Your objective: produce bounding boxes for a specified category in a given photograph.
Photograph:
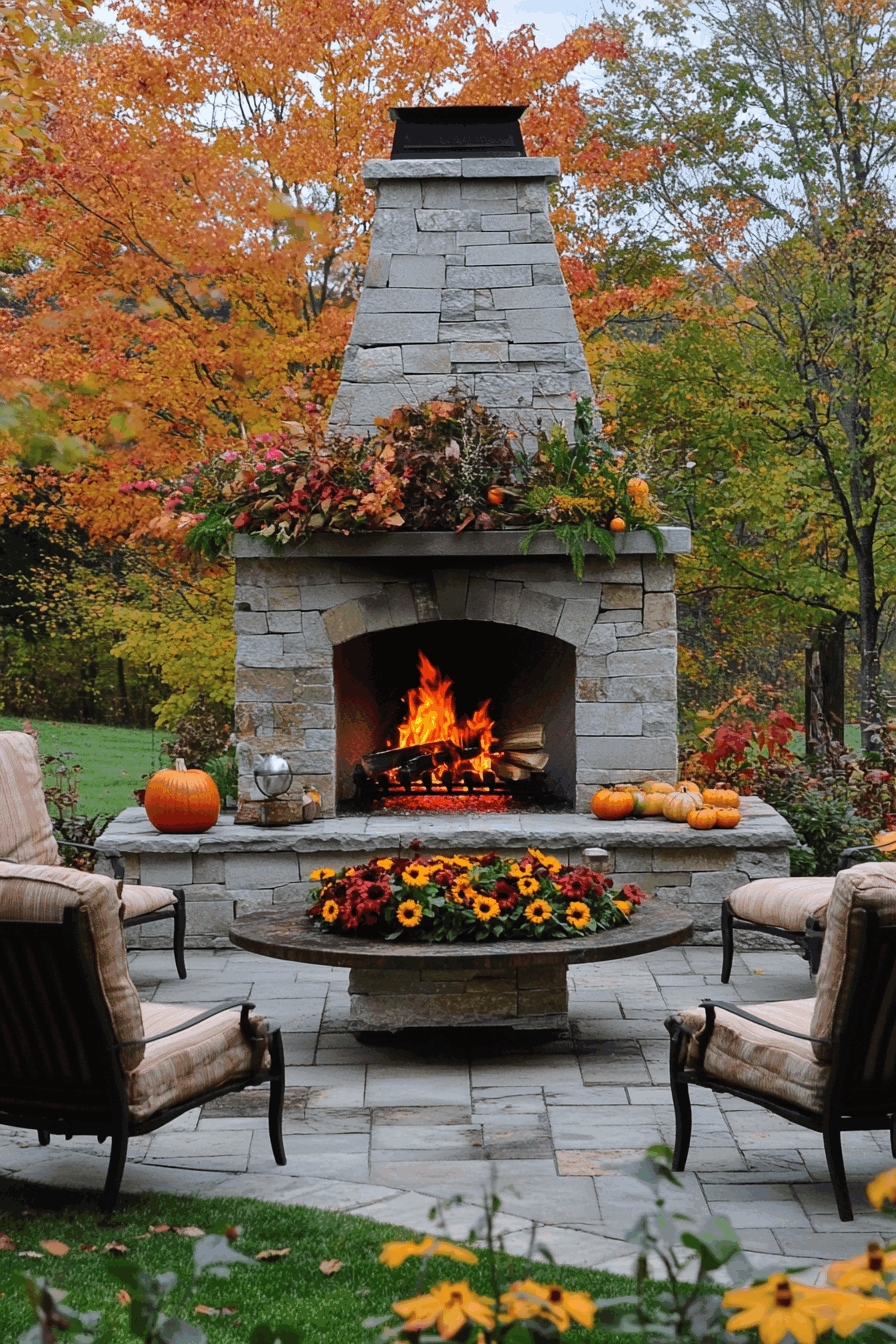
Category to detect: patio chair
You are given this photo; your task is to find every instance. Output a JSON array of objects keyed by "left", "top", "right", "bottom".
[
  {"left": 0, "top": 861, "right": 285, "bottom": 1209},
  {"left": 720, "top": 843, "right": 896, "bottom": 983},
  {"left": 667, "top": 861, "right": 896, "bottom": 1220},
  {"left": 0, "top": 730, "right": 186, "bottom": 978}
]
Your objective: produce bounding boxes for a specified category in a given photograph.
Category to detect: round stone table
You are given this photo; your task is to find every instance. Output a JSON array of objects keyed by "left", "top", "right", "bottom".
[{"left": 229, "top": 899, "right": 694, "bottom": 1034}]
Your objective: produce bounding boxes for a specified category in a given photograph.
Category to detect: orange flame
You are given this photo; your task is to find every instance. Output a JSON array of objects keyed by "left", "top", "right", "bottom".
[{"left": 394, "top": 652, "right": 494, "bottom": 775}]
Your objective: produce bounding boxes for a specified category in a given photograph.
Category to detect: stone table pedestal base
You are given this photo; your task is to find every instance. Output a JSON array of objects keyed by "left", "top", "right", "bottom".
[{"left": 347, "top": 962, "right": 568, "bottom": 1032}]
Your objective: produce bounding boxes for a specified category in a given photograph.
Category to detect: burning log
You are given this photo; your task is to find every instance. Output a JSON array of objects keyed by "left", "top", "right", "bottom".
[
  {"left": 494, "top": 724, "right": 545, "bottom": 752},
  {"left": 358, "top": 740, "right": 480, "bottom": 779}
]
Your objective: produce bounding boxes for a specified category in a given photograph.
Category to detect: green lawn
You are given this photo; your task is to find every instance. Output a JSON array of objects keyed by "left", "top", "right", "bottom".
[
  {"left": 0, "top": 717, "right": 161, "bottom": 819},
  {"left": 0, "top": 1179, "right": 636, "bottom": 1343}
]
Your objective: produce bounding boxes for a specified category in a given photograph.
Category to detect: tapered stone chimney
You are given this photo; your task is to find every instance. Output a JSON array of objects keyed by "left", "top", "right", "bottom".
[{"left": 329, "top": 109, "right": 593, "bottom": 449}]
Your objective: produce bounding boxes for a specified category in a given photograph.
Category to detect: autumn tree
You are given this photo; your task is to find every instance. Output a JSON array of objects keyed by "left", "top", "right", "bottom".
[{"left": 590, "top": 0, "right": 896, "bottom": 747}]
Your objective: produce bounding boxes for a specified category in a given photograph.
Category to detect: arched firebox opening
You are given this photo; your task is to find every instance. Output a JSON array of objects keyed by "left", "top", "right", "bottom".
[{"left": 334, "top": 620, "right": 576, "bottom": 810}]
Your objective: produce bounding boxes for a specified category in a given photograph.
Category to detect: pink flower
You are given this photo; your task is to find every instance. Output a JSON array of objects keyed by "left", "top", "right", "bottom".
[
  {"left": 305, "top": 402, "right": 318, "bottom": 413},
  {"left": 271, "top": 465, "right": 284, "bottom": 474},
  {"left": 221, "top": 450, "right": 240, "bottom": 463},
  {"left": 118, "top": 483, "right": 134, "bottom": 494},
  {"left": 264, "top": 447, "right": 285, "bottom": 463}
]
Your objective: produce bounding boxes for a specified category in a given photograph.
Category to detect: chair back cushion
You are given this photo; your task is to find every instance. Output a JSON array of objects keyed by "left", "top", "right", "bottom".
[
  {"left": 0, "top": 861, "right": 144, "bottom": 1070},
  {"left": 810, "top": 862, "right": 896, "bottom": 1062},
  {"left": 0, "top": 732, "right": 59, "bottom": 866}
]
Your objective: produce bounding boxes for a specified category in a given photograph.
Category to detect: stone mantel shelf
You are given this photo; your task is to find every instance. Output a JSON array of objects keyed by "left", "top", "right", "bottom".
[
  {"left": 232, "top": 525, "right": 691, "bottom": 561},
  {"left": 362, "top": 156, "right": 562, "bottom": 184},
  {"left": 97, "top": 795, "right": 795, "bottom": 857}
]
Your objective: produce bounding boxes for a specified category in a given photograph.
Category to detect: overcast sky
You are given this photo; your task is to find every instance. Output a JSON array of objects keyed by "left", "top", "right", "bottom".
[{"left": 492, "top": 0, "right": 603, "bottom": 44}]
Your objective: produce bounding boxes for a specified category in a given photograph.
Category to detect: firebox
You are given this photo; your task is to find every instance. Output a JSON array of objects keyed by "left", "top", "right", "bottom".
[{"left": 334, "top": 621, "right": 576, "bottom": 811}]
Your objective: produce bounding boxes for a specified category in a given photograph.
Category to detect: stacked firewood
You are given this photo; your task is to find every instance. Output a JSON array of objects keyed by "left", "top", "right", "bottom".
[{"left": 491, "top": 725, "right": 547, "bottom": 781}]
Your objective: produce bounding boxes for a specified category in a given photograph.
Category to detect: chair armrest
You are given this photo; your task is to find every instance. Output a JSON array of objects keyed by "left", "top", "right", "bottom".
[
  {"left": 839, "top": 843, "right": 892, "bottom": 870},
  {"left": 55, "top": 836, "right": 125, "bottom": 881},
  {"left": 700, "top": 998, "right": 829, "bottom": 1045},
  {"left": 116, "top": 999, "right": 260, "bottom": 1048}
]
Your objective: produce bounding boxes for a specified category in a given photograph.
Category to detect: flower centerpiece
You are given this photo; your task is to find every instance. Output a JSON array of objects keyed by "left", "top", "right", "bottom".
[{"left": 306, "top": 847, "right": 647, "bottom": 943}]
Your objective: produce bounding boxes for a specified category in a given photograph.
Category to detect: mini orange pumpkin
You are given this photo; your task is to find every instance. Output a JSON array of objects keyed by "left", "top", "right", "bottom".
[
  {"left": 663, "top": 790, "right": 699, "bottom": 822},
  {"left": 641, "top": 780, "right": 674, "bottom": 794},
  {"left": 688, "top": 806, "right": 718, "bottom": 830},
  {"left": 609, "top": 517, "right": 626, "bottom": 532},
  {"left": 144, "top": 758, "right": 220, "bottom": 834},
  {"left": 714, "top": 808, "right": 742, "bottom": 829},
  {"left": 627, "top": 477, "right": 650, "bottom": 505},
  {"left": 591, "top": 788, "right": 635, "bottom": 820},
  {"left": 486, "top": 486, "right": 505, "bottom": 506},
  {"left": 641, "top": 793, "right": 667, "bottom": 816},
  {"left": 875, "top": 830, "right": 896, "bottom": 853},
  {"left": 703, "top": 787, "right": 740, "bottom": 808},
  {"left": 676, "top": 781, "right": 703, "bottom": 797}
]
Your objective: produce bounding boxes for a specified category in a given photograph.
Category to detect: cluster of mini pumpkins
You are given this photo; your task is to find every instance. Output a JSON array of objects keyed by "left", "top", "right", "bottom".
[{"left": 590, "top": 780, "right": 741, "bottom": 830}]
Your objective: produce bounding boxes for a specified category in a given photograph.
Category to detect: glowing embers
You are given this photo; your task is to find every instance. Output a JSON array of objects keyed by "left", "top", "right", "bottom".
[
  {"left": 380, "top": 793, "right": 513, "bottom": 813},
  {"left": 352, "top": 651, "right": 549, "bottom": 808}
]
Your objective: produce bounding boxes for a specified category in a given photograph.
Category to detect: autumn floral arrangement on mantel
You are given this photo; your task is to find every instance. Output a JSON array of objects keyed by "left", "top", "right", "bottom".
[
  {"left": 306, "top": 847, "right": 647, "bottom": 942},
  {"left": 134, "top": 396, "right": 664, "bottom": 578}
]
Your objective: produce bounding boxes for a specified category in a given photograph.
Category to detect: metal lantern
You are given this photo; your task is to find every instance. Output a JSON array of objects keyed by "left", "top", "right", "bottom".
[{"left": 254, "top": 753, "right": 293, "bottom": 798}]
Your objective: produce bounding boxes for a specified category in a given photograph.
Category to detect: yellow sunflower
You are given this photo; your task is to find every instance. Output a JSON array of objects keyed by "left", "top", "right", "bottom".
[
  {"left": 452, "top": 856, "right": 474, "bottom": 870},
  {"left": 528, "top": 848, "right": 562, "bottom": 875},
  {"left": 524, "top": 899, "right": 552, "bottom": 925},
  {"left": 402, "top": 863, "right": 432, "bottom": 887},
  {"left": 500, "top": 1280, "right": 594, "bottom": 1332},
  {"left": 472, "top": 894, "right": 500, "bottom": 922},
  {"left": 508, "top": 862, "right": 528, "bottom": 879},
  {"left": 392, "top": 1281, "right": 495, "bottom": 1340},
  {"left": 613, "top": 899, "right": 633, "bottom": 916},
  {"left": 565, "top": 901, "right": 590, "bottom": 930},
  {"left": 396, "top": 900, "right": 423, "bottom": 928},
  {"left": 310, "top": 867, "right": 336, "bottom": 882},
  {"left": 518, "top": 876, "right": 540, "bottom": 897},
  {"left": 321, "top": 899, "right": 340, "bottom": 924},
  {"left": 376, "top": 857, "right": 394, "bottom": 871}
]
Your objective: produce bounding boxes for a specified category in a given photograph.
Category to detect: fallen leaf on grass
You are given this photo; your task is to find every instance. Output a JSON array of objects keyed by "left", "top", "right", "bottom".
[
  {"left": 0, "top": 1234, "right": 16, "bottom": 1252},
  {"left": 320, "top": 1259, "right": 343, "bottom": 1275},
  {"left": 117, "top": 1290, "right": 132, "bottom": 1306},
  {"left": 149, "top": 1224, "right": 170, "bottom": 1233},
  {"left": 194, "top": 1305, "right": 219, "bottom": 1316},
  {"left": 174, "top": 1226, "right": 205, "bottom": 1237},
  {"left": 224, "top": 1225, "right": 240, "bottom": 1242},
  {"left": 134, "top": 1233, "right": 151, "bottom": 1240},
  {"left": 80, "top": 1244, "right": 96, "bottom": 1253},
  {"left": 255, "top": 1247, "right": 290, "bottom": 1261},
  {"left": 105, "top": 1242, "right": 128, "bottom": 1255},
  {"left": 40, "top": 1240, "right": 69, "bottom": 1257},
  {"left": 19, "top": 1251, "right": 42, "bottom": 1259}
]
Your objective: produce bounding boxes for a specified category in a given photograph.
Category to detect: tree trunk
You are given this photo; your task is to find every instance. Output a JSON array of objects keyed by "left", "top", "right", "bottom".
[
  {"left": 804, "top": 618, "right": 846, "bottom": 759},
  {"left": 856, "top": 540, "right": 882, "bottom": 754}
]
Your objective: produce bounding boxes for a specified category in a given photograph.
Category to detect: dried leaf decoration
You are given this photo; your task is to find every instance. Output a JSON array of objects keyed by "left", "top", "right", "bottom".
[
  {"left": 255, "top": 1247, "right": 291, "bottom": 1261},
  {"left": 174, "top": 1225, "right": 205, "bottom": 1237},
  {"left": 149, "top": 1223, "right": 171, "bottom": 1233},
  {"left": 320, "top": 1258, "right": 343, "bottom": 1275},
  {"left": 0, "top": 1234, "right": 15, "bottom": 1252},
  {"left": 39, "top": 1240, "right": 69, "bottom": 1256}
]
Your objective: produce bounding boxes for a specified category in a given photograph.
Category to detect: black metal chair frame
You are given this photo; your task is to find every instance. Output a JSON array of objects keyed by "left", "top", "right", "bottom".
[
  {"left": 720, "top": 842, "right": 892, "bottom": 985},
  {"left": 0, "top": 907, "right": 285, "bottom": 1210},
  {"left": 670, "top": 907, "right": 896, "bottom": 1221},
  {"left": 59, "top": 838, "right": 187, "bottom": 980}
]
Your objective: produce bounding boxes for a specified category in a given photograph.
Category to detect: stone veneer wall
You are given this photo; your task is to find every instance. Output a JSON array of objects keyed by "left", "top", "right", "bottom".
[
  {"left": 328, "top": 156, "right": 592, "bottom": 446},
  {"left": 232, "top": 529, "right": 690, "bottom": 817}
]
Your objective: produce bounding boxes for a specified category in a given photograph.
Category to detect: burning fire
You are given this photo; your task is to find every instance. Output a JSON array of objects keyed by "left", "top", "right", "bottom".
[{"left": 394, "top": 652, "right": 495, "bottom": 776}]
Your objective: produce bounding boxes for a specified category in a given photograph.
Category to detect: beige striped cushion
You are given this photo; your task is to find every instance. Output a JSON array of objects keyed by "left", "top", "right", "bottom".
[
  {"left": 120, "top": 885, "right": 177, "bottom": 920},
  {"left": 811, "top": 862, "right": 896, "bottom": 1062},
  {"left": 677, "top": 997, "right": 825, "bottom": 1112},
  {"left": 127, "top": 1001, "right": 270, "bottom": 1123},
  {"left": 0, "top": 862, "right": 145, "bottom": 1070},
  {"left": 728, "top": 877, "right": 835, "bottom": 931},
  {"left": 0, "top": 732, "right": 58, "bottom": 866}
]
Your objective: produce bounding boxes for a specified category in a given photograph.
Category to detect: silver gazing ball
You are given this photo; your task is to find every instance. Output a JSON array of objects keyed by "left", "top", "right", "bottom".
[{"left": 254, "top": 753, "right": 293, "bottom": 798}]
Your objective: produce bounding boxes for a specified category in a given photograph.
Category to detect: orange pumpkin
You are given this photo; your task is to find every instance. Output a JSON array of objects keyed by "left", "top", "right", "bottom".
[
  {"left": 663, "top": 790, "right": 699, "bottom": 822},
  {"left": 609, "top": 517, "right": 626, "bottom": 532},
  {"left": 688, "top": 806, "right": 718, "bottom": 830},
  {"left": 703, "top": 787, "right": 740, "bottom": 808},
  {"left": 627, "top": 477, "right": 650, "bottom": 505},
  {"left": 144, "top": 758, "right": 220, "bottom": 834},
  {"left": 676, "top": 781, "right": 703, "bottom": 798},
  {"left": 715, "top": 808, "right": 742, "bottom": 829},
  {"left": 591, "top": 788, "right": 635, "bottom": 820},
  {"left": 641, "top": 780, "right": 674, "bottom": 795},
  {"left": 641, "top": 793, "right": 667, "bottom": 816},
  {"left": 875, "top": 830, "right": 896, "bottom": 853}
]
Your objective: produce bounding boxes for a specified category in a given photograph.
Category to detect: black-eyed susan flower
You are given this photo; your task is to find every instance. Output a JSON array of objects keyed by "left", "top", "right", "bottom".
[
  {"left": 396, "top": 899, "right": 423, "bottom": 928},
  {"left": 310, "top": 867, "right": 335, "bottom": 881},
  {"left": 500, "top": 1280, "right": 595, "bottom": 1332},
  {"left": 402, "top": 863, "right": 431, "bottom": 887},
  {"left": 379, "top": 1237, "right": 477, "bottom": 1269},
  {"left": 376, "top": 857, "right": 394, "bottom": 870},
  {"left": 392, "top": 1281, "right": 495, "bottom": 1340},
  {"left": 565, "top": 901, "right": 590, "bottom": 930},
  {"left": 518, "top": 876, "right": 540, "bottom": 897},
  {"left": 321, "top": 899, "right": 340, "bottom": 923},
  {"left": 828, "top": 1242, "right": 896, "bottom": 1292},
  {"left": 472, "top": 894, "right": 500, "bottom": 922},
  {"left": 508, "top": 862, "right": 528, "bottom": 879},
  {"left": 868, "top": 1169, "right": 896, "bottom": 1208},
  {"left": 722, "top": 1274, "right": 885, "bottom": 1344},
  {"left": 613, "top": 899, "right": 632, "bottom": 916},
  {"left": 524, "top": 898, "right": 552, "bottom": 924},
  {"left": 452, "top": 856, "right": 474, "bottom": 870},
  {"left": 529, "top": 848, "right": 562, "bottom": 874}
]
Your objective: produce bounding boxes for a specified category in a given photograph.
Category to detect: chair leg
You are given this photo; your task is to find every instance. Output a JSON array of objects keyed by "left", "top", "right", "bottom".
[
  {"left": 101, "top": 1125, "right": 129, "bottom": 1213},
  {"left": 37, "top": 1129, "right": 50, "bottom": 1146},
  {"left": 823, "top": 1118, "right": 853, "bottom": 1221},
  {"left": 669, "top": 1031, "right": 692, "bottom": 1171},
  {"left": 173, "top": 888, "right": 187, "bottom": 980},
  {"left": 720, "top": 901, "right": 734, "bottom": 984},
  {"left": 890, "top": 1115, "right": 896, "bottom": 1159},
  {"left": 268, "top": 1028, "right": 287, "bottom": 1166}
]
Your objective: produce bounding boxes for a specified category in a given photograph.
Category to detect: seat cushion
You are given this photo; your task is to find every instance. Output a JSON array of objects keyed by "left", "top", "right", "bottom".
[
  {"left": 127, "top": 1001, "right": 270, "bottom": 1124},
  {"left": 675, "top": 998, "right": 827, "bottom": 1113},
  {"left": 0, "top": 732, "right": 59, "bottom": 866},
  {"left": 811, "top": 862, "right": 896, "bottom": 1062},
  {"left": 120, "top": 885, "right": 177, "bottom": 920},
  {"left": 0, "top": 861, "right": 145, "bottom": 1070},
  {"left": 728, "top": 877, "right": 835, "bottom": 932}
]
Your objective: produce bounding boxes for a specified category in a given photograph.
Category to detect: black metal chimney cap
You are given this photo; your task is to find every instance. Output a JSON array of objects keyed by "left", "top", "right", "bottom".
[{"left": 389, "top": 105, "right": 528, "bottom": 159}]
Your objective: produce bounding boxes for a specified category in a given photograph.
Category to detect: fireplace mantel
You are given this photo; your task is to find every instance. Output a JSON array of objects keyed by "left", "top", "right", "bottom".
[{"left": 232, "top": 526, "right": 691, "bottom": 560}]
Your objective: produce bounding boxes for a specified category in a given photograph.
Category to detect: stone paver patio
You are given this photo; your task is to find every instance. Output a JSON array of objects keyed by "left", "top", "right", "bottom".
[{"left": 1, "top": 940, "right": 892, "bottom": 1275}]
